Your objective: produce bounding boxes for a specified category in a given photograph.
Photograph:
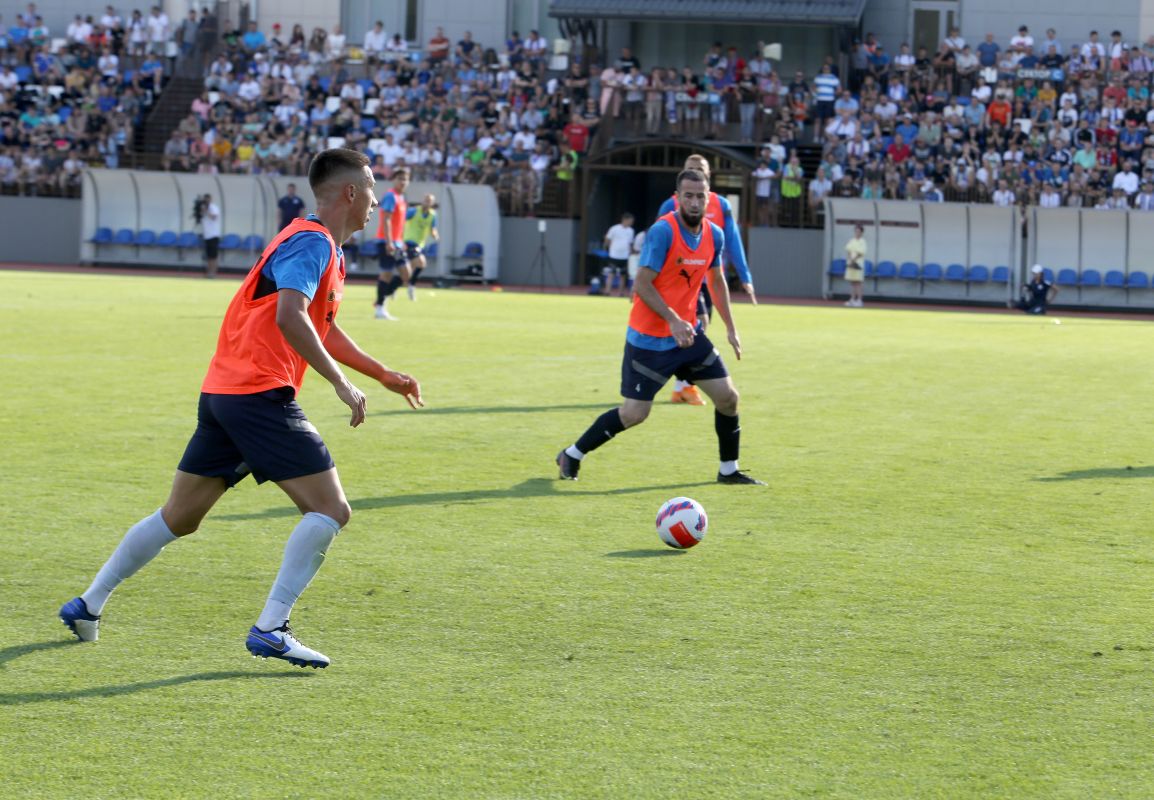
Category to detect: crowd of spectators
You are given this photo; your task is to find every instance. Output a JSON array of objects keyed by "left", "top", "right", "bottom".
[
  {"left": 8, "top": 5, "right": 1154, "bottom": 225},
  {"left": 772, "top": 25, "right": 1154, "bottom": 224},
  {"left": 0, "top": 2, "right": 190, "bottom": 195}
]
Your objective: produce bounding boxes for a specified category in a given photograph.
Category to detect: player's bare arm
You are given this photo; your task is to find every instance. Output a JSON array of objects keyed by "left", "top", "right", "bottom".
[
  {"left": 634, "top": 267, "right": 695, "bottom": 348},
  {"left": 708, "top": 267, "right": 742, "bottom": 360},
  {"left": 275, "top": 288, "right": 367, "bottom": 426},
  {"left": 323, "top": 323, "right": 424, "bottom": 409}
]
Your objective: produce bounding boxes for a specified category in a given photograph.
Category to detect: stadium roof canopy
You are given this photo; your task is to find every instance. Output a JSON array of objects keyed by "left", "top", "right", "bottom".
[{"left": 548, "top": 0, "right": 867, "bottom": 25}]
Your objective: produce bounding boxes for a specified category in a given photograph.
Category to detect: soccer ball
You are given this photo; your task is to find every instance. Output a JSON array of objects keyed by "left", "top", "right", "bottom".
[{"left": 656, "top": 497, "right": 708, "bottom": 549}]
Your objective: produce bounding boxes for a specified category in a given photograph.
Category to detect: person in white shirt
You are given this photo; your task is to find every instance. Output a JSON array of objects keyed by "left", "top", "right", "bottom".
[
  {"left": 327, "top": 24, "right": 346, "bottom": 62},
  {"left": 992, "top": 179, "right": 1016, "bottom": 206},
  {"left": 752, "top": 159, "right": 776, "bottom": 226},
  {"left": 512, "top": 126, "right": 536, "bottom": 152},
  {"left": 146, "top": 6, "right": 169, "bottom": 57},
  {"left": 97, "top": 48, "right": 119, "bottom": 79},
  {"left": 100, "top": 6, "right": 122, "bottom": 32},
  {"left": 1113, "top": 160, "right": 1139, "bottom": 194},
  {"left": 1010, "top": 26, "right": 1034, "bottom": 53},
  {"left": 67, "top": 15, "right": 91, "bottom": 45},
  {"left": 197, "top": 193, "right": 221, "bottom": 277},
  {"left": 1134, "top": 180, "right": 1154, "bottom": 210},
  {"left": 363, "top": 21, "right": 387, "bottom": 57},
  {"left": 1038, "top": 183, "right": 1062, "bottom": 207},
  {"left": 602, "top": 212, "right": 636, "bottom": 296},
  {"left": 626, "top": 228, "right": 646, "bottom": 293}
]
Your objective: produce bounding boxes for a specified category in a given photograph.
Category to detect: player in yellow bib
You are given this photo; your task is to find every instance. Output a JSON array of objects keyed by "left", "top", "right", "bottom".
[{"left": 402, "top": 193, "right": 439, "bottom": 301}]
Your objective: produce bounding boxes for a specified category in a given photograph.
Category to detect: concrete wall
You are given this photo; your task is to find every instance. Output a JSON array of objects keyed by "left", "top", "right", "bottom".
[
  {"left": 748, "top": 227, "right": 824, "bottom": 298},
  {"left": 0, "top": 196, "right": 81, "bottom": 265},
  {"left": 862, "top": 0, "right": 1146, "bottom": 54},
  {"left": 498, "top": 217, "right": 580, "bottom": 287}
]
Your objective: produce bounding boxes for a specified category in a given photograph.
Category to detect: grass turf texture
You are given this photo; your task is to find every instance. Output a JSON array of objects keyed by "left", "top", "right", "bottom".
[{"left": 2, "top": 269, "right": 1154, "bottom": 798}]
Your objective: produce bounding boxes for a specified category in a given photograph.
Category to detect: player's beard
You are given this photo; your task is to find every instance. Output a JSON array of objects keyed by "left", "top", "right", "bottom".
[{"left": 679, "top": 208, "right": 703, "bottom": 229}]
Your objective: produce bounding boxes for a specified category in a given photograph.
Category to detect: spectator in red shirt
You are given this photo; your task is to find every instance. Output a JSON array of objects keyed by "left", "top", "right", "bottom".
[
  {"left": 563, "top": 112, "right": 591, "bottom": 153},
  {"left": 886, "top": 132, "right": 911, "bottom": 163},
  {"left": 986, "top": 97, "right": 1012, "bottom": 128},
  {"left": 427, "top": 26, "right": 450, "bottom": 64}
]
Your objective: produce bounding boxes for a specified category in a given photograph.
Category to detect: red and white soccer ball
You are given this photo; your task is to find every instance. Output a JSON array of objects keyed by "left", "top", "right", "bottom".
[{"left": 655, "top": 497, "right": 708, "bottom": 549}]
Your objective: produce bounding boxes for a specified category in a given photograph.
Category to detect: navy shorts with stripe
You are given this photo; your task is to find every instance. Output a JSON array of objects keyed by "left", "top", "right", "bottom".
[
  {"left": 620, "top": 329, "right": 729, "bottom": 401},
  {"left": 177, "top": 388, "right": 335, "bottom": 487},
  {"left": 377, "top": 248, "right": 409, "bottom": 272},
  {"left": 404, "top": 241, "right": 423, "bottom": 260}
]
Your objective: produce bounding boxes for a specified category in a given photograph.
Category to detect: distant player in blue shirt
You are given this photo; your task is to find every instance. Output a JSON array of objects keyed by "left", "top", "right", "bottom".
[{"left": 278, "top": 183, "right": 306, "bottom": 230}]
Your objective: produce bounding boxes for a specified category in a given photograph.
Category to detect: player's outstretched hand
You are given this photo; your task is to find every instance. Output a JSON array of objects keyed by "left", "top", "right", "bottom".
[
  {"left": 382, "top": 370, "right": 424, "bottom": 409},
  {"left": 727, "top": 328, "right": 742, "bottom": 360},
  {"left": 670, "top": 317, "right": 696, "bottom": 348},
  {"left": 336, "top": 378, "right": 368, "bottom": 427},
  {"left": 742, "top": 282, "right": 758, "bottom": 305}
]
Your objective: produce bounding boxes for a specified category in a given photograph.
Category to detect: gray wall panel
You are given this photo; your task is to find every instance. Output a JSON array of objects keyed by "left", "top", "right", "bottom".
[
  {"left": 748, "top": 227, "right": 824, "bottom": 298},
  {"left": 0, "top": 197, "right": 81, "bottom": 265},
  {"left": 498, "top": 218, "right": 580, "bottom": 287}
]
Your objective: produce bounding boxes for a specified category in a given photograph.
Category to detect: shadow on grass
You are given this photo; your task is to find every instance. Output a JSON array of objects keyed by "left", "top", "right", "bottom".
[
  {"left": 0, "top": 670, "right": 310, "bottom": 706},
  {"left": 370, "top": 402, "right": 611, "bottom": 417},
  {"left": 605, "top": 549, "right": 686, "bottom": 558},
  {"left": 215, "top": 478, "right": 716, "bottom": 522},
  {"left": 0, "top": 640, "right": 73, "bottom": 669},
  {"left": 1034, "top": 465, "right": 1154, "bottom": 482}
]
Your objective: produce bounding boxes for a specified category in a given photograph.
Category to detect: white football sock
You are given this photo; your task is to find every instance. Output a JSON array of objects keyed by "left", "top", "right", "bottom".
[
  {"left": 256, "top": 512, "right": 341, "bottom": 632},
  {"left": 564, "top": 445, "right": 585, "bottom": 461},
  {"left": 720, "top": 460, "right": 739, "bottom": 476},
  {"left": 673, "top": 379, "right": 690, "bottom": 392},
  {"left": 81, "top": 509, "right": 177, "bottom": 615}
]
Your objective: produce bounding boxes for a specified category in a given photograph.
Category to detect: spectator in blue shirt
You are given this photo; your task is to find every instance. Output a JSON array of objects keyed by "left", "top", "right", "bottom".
[
  {"left": 242, "top": 21, "right": 266, "bottom": 52},
  {"left": 976, "top": 33, "right": 1000, "bottom": 67}
]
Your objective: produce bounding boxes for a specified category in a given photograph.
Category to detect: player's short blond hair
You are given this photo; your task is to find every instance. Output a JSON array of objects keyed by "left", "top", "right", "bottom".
[{"left": 684, "top": 154, "right": 711, "bottom": 176}]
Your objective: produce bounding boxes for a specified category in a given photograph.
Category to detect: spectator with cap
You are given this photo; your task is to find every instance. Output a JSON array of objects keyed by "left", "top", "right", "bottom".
[{"left": 1013, "top": 264, "right": 1057, "bottom": 314}]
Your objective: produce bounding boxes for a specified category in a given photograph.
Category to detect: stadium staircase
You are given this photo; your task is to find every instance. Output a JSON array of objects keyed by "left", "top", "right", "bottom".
[{"left": 132, "top": 75, "right": 204, "bottom": 170}]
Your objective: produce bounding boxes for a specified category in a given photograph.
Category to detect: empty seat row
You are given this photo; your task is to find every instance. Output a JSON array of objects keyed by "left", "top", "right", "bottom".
[
  {"left": 829, "top": 260, "right": 1011, "bottom": 283},
  {"left": 1053, "top": 268, "right": 1148, "bottom": 288},
  {"left": 89, "top": 228, "right": 264, "bottom": 251}
]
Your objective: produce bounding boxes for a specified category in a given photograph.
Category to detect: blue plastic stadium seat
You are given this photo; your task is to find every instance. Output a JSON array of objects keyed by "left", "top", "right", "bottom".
[
  {"left": 358, "top": 78, "right": 374, "bottom": 93},
  {"left": 13, "top": 64, "right": 31, "bottom": 83},
  {"left": 921, "top": 262, "right": 943, "bottom": 281},
  {"left": 121, "top": 69, "right": 134, "bottom": 85},
  {"left": 1126, "top": 271, "right": 1149, "bottom": 289},
  {"left": 134, "top": 229, "right": 157, "bottom": 246},
  {"left": 1056, "top": 268, "right": 1078, "bottom": 286},
  {"left": 360, "top": 118, "right": 378, "bottom": 134},
  {"left": 1043, "top": 268, "right": 1054, "bottom": 282},
  {"left": 967, "top": 265, "right": 990, "bottom": 282},
  {"left": 898, "top": 261, "right": 920, "bottom": 280},
  {"left": 220, "top": 233, "right": 243, "bottom": 250},
  {"left": 1103, "top": 270, "right": 1125, "bottom": 288},
  {"left": 875, "top": 260, "right": 896, "bottom": 279},
  {"left": 945, "top": 263, "right": 966, "bottom": 281},
  {"left": 991, "top": 266, "right": 1011, "bottom": 283},
  {"left": 359, "top": 239, "right": 380, "bottom": 258},
  {"left": 424, "top": 241, "right": 438, "bottom": 258},
  {"left": 90, "top": 227, "right": 113, "bottom": 244},
  {"left": 8, "top": 28, "right": 28, "bottom": 46},
  {"left": 828, "top": 258, "right": 846, "bottom": 277},
  {"left": 863, "top": 260, "right": 874, "bottom": 277},
  {"left": 242, "top": 234, "right": 264, "bottom": 251},
  {"left": 113, "top": 228, "right": 135, "bottom": 245},
  {"left": 58, "top": 105, "right": 71, "bottom": 121},
  {"left": 1079, "top": 269, "right": 1102, "bottom": 287},
  {"left": 177, "top": 231, "right": 199, "bottom": 248},
  {"left": 157, "top": 230, "right": 178, "bottom": 247},
  {"left": 462, "top": 241, "right": 483, "bottom": 258}
]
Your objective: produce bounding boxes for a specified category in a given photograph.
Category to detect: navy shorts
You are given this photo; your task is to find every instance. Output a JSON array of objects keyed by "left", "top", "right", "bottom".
[
  {"left": 377, "top": 247, "right": 409, "bottom": 272},
  {"left": 177, "top": 388, "right": 335, "bottom": 487},
  {"left": 404, "top": 241, "right": 423, "bottom": 260},
  {"left": 620, "top": 330, "right": 729, "bottom": 401}
]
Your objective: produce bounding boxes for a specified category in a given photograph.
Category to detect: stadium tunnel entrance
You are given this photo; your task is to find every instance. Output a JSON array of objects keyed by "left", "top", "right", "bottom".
[{"left": 577, "top": 141, "right": 754, "bottom": 283}]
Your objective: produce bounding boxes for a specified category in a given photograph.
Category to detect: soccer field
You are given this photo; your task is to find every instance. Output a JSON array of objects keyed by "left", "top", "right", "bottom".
[{"left": 3, "top": 270, "right": 1154, "bottom": 799}]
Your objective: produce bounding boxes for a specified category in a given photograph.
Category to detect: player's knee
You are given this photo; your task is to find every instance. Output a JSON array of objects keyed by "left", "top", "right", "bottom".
[
  {"left": 716, "top": 388, "right": 740, "bottom": 415},
  {"left": 161, "top": 507, "right": 201, "bottom": 537},
  {"left": 325, "top": 501, "right": 352, "bottom": 529},
  {"left": 619, "top": 404, "right": 650, "bottom": 427}
]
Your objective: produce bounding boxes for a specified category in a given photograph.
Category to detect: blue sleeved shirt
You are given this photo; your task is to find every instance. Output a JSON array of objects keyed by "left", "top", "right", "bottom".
[
  {"left": 628, "top": 217, "right": 723, "bottom": 351},
  {"left": 654, "top": 194, "right": 750, "bottom": 283},
  {"left": 260, "top": 215, "right": 337, "bottom": 300},
  {"left": 379, "top": 192, "right": 404, "bottom": 246}
]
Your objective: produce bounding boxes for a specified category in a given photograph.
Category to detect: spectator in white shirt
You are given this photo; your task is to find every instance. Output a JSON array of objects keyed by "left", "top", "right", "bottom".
[
  {"left": 146, "top": 6, "right": 169, "bottom": 56},
  {"left": 1113, "top": 160, "right": 1139, "bottom": 194},
  {"left": 67, "top": 15, "right": 92, "bottom": 45},
  {"left": 603, "top": 213, "right": 636, "bottom": 297},
  {"left": 1135, "top": 180, "right": 1154, "bottom": 210},
  {"left": 1010, "top": 25, "right": 1034, "bottom": 53},
  {"left": 363, "top": 21, "right": 387, "bottom": 57},
  {"left": 327, "top": 24, "right": 346, "bottom": 61},
  {"left": 1041, "top": 28, "right": 1062, "bottom": 56},
  {"left": 1038, "top": 183, "right": 1062, "bottom": 207},
  {"left": 992, "top": 179, "right": 1016, "bottom": 206}
]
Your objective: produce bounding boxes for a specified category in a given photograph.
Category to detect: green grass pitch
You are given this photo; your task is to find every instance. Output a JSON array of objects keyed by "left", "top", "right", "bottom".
[{"left": 2, "top": 269, "right": 1154, "bottom": 798}]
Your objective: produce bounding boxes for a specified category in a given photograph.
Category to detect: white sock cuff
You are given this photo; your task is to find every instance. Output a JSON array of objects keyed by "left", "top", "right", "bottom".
[
  {"left": 303, "top": 511, "right": 342, "bottom": 533},
  {"left": 565, "top": 445, "right": 585, "bottom": 461},
  {"left": 150, "top": 508, "right": 178, "bottom": 541}
]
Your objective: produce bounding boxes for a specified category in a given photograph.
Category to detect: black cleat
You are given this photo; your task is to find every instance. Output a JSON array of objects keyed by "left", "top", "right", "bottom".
[
  {"left": 717, "top": 470, "right": 766, "bottom": 486},
  {"left": 556, "top": 449, "right": 581, "bottom": 480}
]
